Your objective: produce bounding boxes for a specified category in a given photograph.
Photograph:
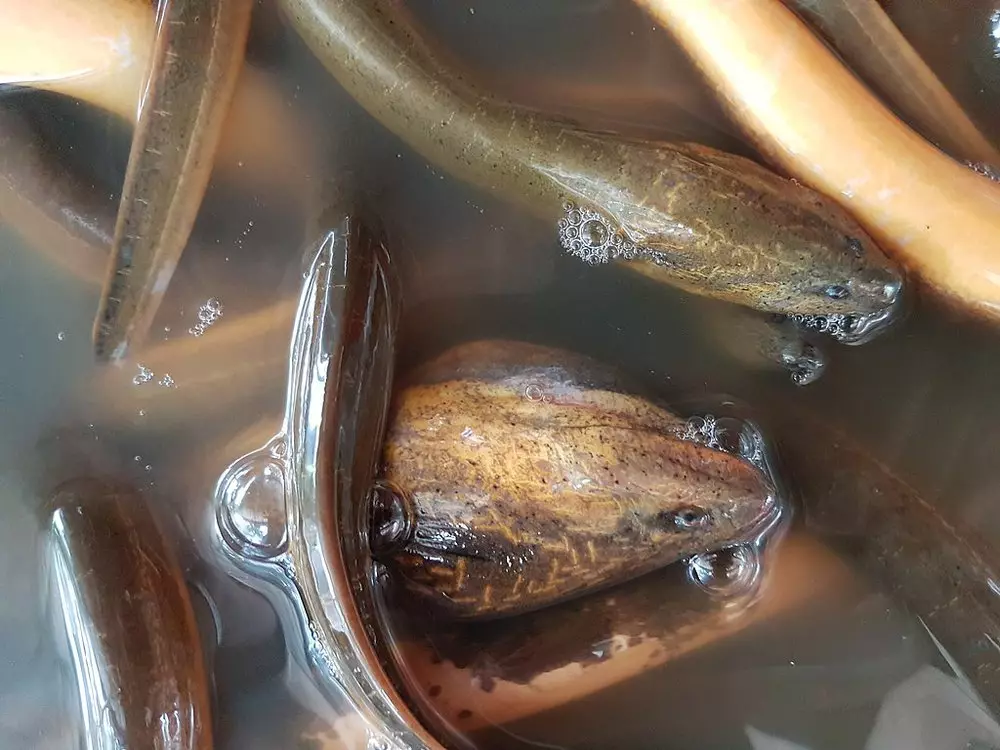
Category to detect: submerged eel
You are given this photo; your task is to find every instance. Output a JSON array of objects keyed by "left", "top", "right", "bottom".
[
  {"left": 0, "top": 103, "right": 112, "bottom": 284},
  {"left": 770, "top": 406, "right": 1000, "bottom": 719},
  {"left": 93, "top": 0, "right": 254, "bottom": 360},
  {"left": 43, "top": 478, "right": 213, "bottom": 749},
  {"left": 278, "top": 0, "right": 904, "bottom": 341},
  {"left": 388, "top": 534, "right": 853, "bottom": 736}
]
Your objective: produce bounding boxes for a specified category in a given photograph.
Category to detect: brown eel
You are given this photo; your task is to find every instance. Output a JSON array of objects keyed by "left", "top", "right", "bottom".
[{"left": 93, "top": 0, "right": 253, "bottom": 360}]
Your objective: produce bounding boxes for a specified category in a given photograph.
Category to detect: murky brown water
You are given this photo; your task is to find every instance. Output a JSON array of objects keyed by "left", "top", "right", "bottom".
[{"left": 3, "top": 1, "right": 1000, "bottom": 748}]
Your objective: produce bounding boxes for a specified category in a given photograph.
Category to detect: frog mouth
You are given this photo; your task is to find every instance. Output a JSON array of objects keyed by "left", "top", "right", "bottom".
[{"left": 785, "top": 294, "right": 904, "bottom": 346}]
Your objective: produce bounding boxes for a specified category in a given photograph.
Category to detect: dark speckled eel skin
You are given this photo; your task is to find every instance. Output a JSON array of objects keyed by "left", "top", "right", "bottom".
[
  {"left": 43, "top": 478, "right": 213, "bottom": 750},
  {"left": 279, "top": 0, "right": 904, "bottom": 342},
  {"left": 375, "top": 340, "right": 781, "bottom": 620},
  {"left": 93, "top": 0, "right": 253, "bottom": 361}
]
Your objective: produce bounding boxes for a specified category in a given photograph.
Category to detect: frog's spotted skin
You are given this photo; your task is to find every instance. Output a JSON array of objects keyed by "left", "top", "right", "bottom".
[
  {"left": 280, "top": 0, "right": 904, "bottom": 337},
  {"left": 378, "top": 341, "right": 778, "bottom": 620}
]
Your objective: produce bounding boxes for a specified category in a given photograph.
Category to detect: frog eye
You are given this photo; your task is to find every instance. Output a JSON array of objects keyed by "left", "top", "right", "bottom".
[
  {"left": 654, "top": 506, "right": 711, "bottom": 531},
  {"left": 823, "top": 284, "right": 851, "bottom": 300}
]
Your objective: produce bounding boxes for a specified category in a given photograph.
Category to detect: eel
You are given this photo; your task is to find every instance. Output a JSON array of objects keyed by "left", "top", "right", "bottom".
[
  {"left": 0, "top": 102, "right": 112, "bottom": 284},
  {"left": 784, "top": 0, "right": 999, "bottom": 166},
  {"left": 382, "top": 400, "right": 1000, "bottom": 733},
  {"left": 769, "top": 405, "right": 1000, "bottom": 719},
  {"left": 386, "top": 534, "right": 854, "bottom": 736},
  {"left": 277, "top": 0, "right": 904, "bottom": 341},
  {"left": 93, "top": 0, "right": 254, "bottom": 360},
  {"left": 43, "top": 477, "right": 213, "bottom": 749}
]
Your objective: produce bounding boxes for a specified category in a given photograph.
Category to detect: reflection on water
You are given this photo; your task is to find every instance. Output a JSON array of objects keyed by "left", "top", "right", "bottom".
[{"left": 2, "top": 0, "right": 1000, "bottom": 748}]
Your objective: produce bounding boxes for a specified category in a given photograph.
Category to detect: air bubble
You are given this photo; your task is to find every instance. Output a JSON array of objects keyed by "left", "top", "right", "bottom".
[
  {"left": 189, "top": 297, "right": 224, "bottom": 337},
  {"left": 680, "top": 415, "right": 724, "bottom": 450},
  {"left": 56, "top": 331, "right": 65, "bottom": 341},
  {"left": 158, "top": 374, "right": 175, "bottom": 388},
  {"left": 216, "top": 443, "right": 289, "bottom": 559},
  {"left": 132, "top": 365, "right": 154, "bottom": 385},
  {"left": 688, "top": 544, "right": 762, "bottom": 599},
  {"left": 524, "top": 383, "right": 544, "bottom": 402},
  {"left": 581, "top": 219, "right": 608, "bottom": 246}
]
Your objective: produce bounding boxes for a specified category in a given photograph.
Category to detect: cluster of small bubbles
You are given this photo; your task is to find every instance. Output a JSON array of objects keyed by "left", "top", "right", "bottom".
[
  {"left": 188, "top": 297, "right": 223, "bottom": 337},
  {"left": 56, "top": 331, "right": 66, "bottom": 342},
  {"left": 687, "top": 544, "right": 762, "bottom": 599},
  {"left": 133, "top": 365, "right": 176, "bottom": 388},
  {"left": 133, "top": 365, "right": 155, "bottom": 385},
  {"left": 680, "top": 414, "right": 724, "bottom": 451},
  {"left": 787, "top": 313, "right": 851, "bottom": 341},
  {"left": 235, "top": 220, "right": 255, "bottom": 249},
  {"left": 737, "top": 422, "right": 768, "bottom": 474},
  {"left": 780, "top": 343, "right": 825, "bottom": 387},
  {"left": 523, "top": 382, "right": 553, "bottom": 403},
  {"left": 557, "top": 202, "right": 643, "bottom": 265}
]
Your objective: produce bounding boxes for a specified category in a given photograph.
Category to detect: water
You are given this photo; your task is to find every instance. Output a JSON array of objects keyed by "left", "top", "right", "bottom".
[{"left": 2, "top": 1, "right": 1000, "bottom": 748}]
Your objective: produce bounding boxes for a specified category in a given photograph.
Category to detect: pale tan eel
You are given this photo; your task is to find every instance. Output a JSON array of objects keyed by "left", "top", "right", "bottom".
[{"left": 785, "top": 0, "right": 999, "bottom": 167}]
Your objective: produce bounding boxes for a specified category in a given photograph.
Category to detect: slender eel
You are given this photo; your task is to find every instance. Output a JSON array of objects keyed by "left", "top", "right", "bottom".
[
  {"left": 43, "top": 478, "right": 213, "bottom": 749},
  {"left": 637, "top": 0, "right": 1000, "bottom": 322},
  {"left": 278, "top": 0, "right": 903, "bottom": 339},
  {"left": 0, "top": 103, "right": 111, "bottom": 284},
  {"left": 769, "top": 407, "right": 1000, "bottom": 718},
  {"left": 784, "top": 0, "right": 999, "bottom": 166},
  {"left": 93, "top": 0, "right": 254, "bottom": 360},
  {"left": 387, "top": 535, "right": 854, "bottom": 735}
]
